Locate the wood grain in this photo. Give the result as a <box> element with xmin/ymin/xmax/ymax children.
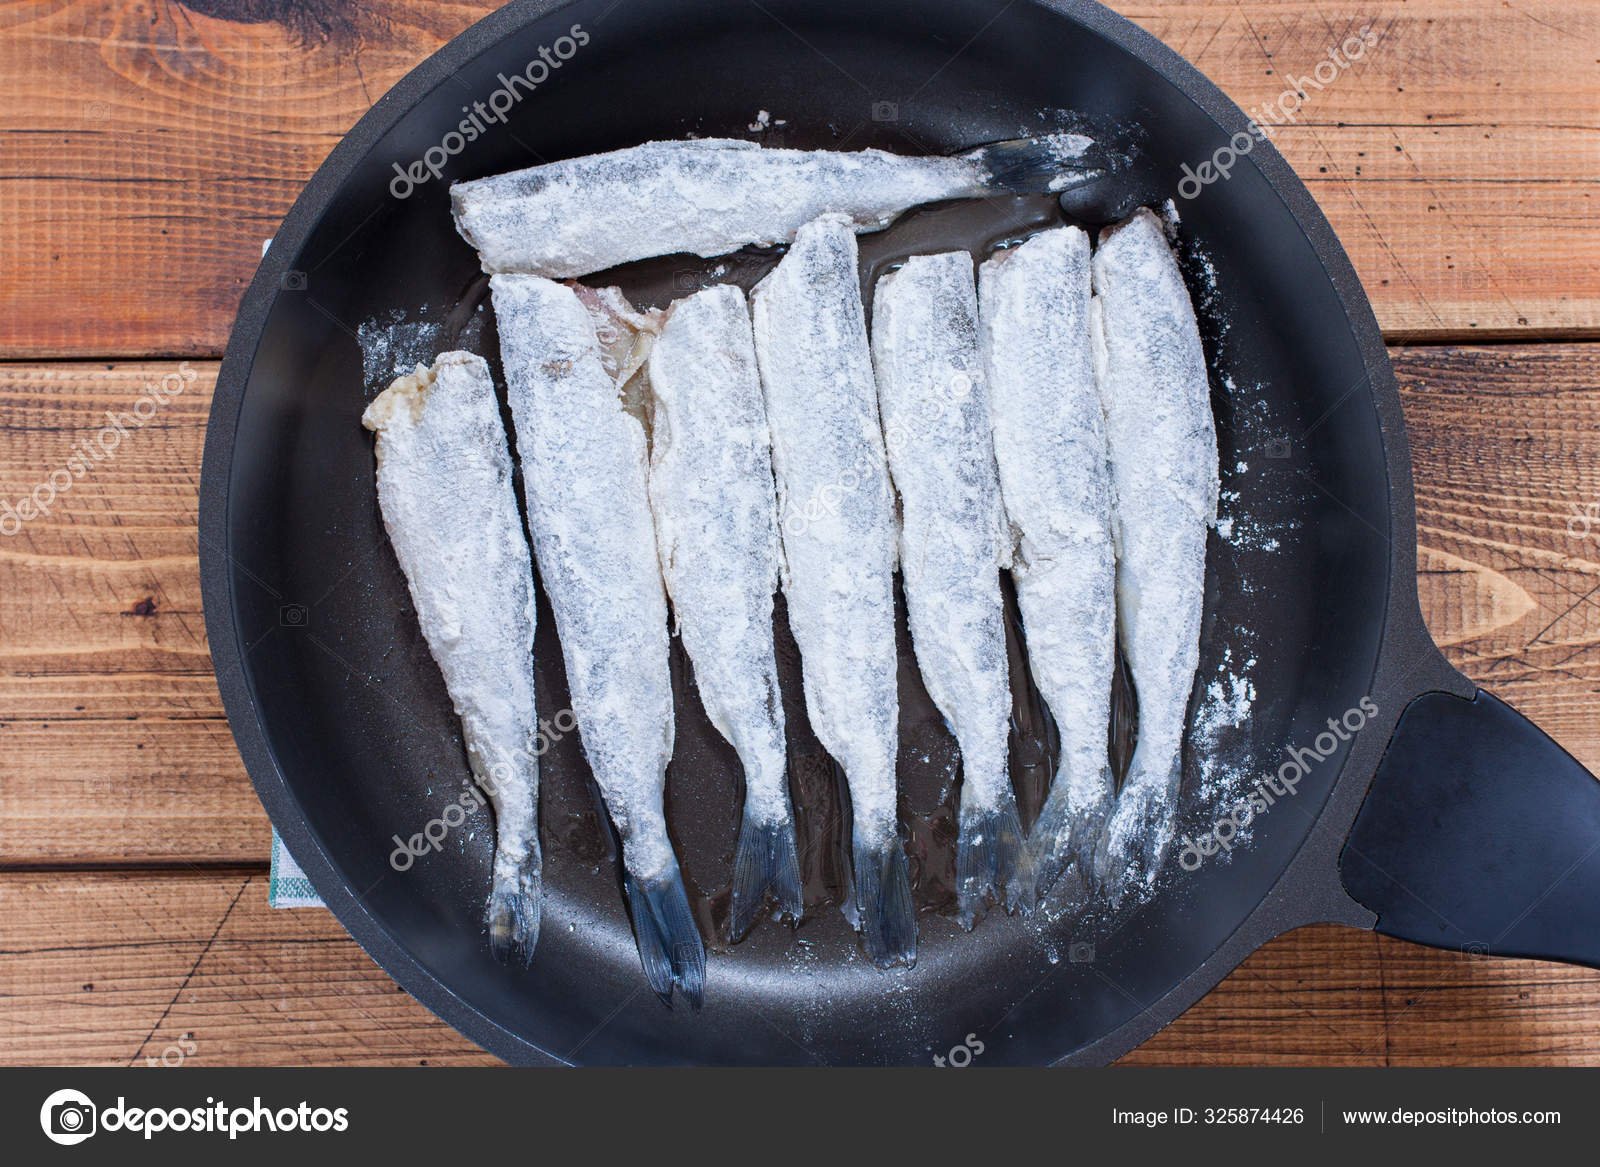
<box><xmin>1134</xmin><ymin>1</ymin><xmax>1600</xmax><ymax>340</ymax></box>
<box><xmin>0</xmin><ymin>361</ymin><xmax>263</xmax><ymax>864</ymax></box>
<box><xmin>1</xmin><ymin>0</ymin><xmax>1595</xmax><ymax>357</ymax></box>
<box><xmin>0</xmin><ymin>871</ymin><xmax>492</xmax><ymax>1066</ymax></box>
<box><xmin>0</xmin><ymin>0</ymin><xmax>484</xmax><ymax>359</ymax></box>
<box><xmin>3</xmin><ymin>870</ymin><xmax>1597</xmax><ymax>1065</ymax></box>
<box><xmin>1125</xmin><ymin>923</ymin><xmax>1600</xmax><ymax>1065</ymax></box>
<box><xmin>7</xmin><ymin>347</ymin><xmax>1600</xmax><ymax>862</ymax></box>
<box><xmin>1404</xmin><ymin>344</ymin><xmax>1600</xmax><ymax>762</ymax></box>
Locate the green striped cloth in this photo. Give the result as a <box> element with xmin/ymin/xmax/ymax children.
<box><xmin>269</xmin><ymin>830</ymin><xmax>325</xmax><ymax>909</ymax></box>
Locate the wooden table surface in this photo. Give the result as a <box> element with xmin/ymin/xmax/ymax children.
<box><xmin>3</xmin><ymin>0</ymin><xmax>1599</xmax><ymax>1067</ymax></box>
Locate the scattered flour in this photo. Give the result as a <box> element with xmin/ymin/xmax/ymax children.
<box><xmin>359</xmin><ymin>313</ymin><xmax>442</xmax><ymax>394</ymax></box>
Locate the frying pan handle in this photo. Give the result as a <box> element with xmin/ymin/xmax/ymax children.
<box><xmin>1339</xmin><ymin>688</ymin><xmax>1600</xmax><ymax>968</ymax></box>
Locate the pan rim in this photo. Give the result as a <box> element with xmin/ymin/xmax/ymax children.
<box><xmin>199</xmin><ymin>0</ymin><xmax>1424</xmax><ymax>1066</ymax></box>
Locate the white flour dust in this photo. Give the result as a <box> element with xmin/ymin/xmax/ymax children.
<box><xmin>359</xmin><ymin>306</ymin><xmax>489</xmax><ymax>397</ymax></box>
<box><xmin>360</xmin><ymin>313</ymin><xmax>443</xmax><ymax>393</ymax></box>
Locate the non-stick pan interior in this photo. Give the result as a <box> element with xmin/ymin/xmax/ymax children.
<box><xmin>216</xmin><ymin>0</ymin><xmax>1393</xmax><ymax>1064</ymax></box>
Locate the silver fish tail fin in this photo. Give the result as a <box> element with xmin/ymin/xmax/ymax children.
<box><xmin>853</xmin><ymin>837</ymin><xmax>917</xmax><ymax>969</ymax></box>
<box><xmin>955</xmin><ymin>792</ymin><xmax>1032</xmax><ymax>928</ymax></box>
<box><xmin>729</xmin><ymin>815</ymin><xmax>804</xmax><ymax>941</ymax></box>
<box><xmin>1029</xmin><ymin>764</ymin><xmax>1115</xmax><ymax>905</ymax></box>
<box><xmin>963</xmin><ymin>135</ymin><xmax>1104</xmax><ymax>194</ymax></box>
<box><xmin>1092</xmin><ymin>746</ymin><xmax>1182</xmax><ymax>906</ymax></box>
<box><xmin>623</xmin><ymin>862</ymin><xmax>707</xmax><ymax>1009</ymax></box>
<box><xmin>486</xmin><ymin>862</ymin><xmax>542</xmax><ymax>967</ymax></box>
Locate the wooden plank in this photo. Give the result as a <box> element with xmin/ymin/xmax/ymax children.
<box><xmin>1403</xmin><ymin>344</ymin><xmax>1600</xmax><ymax>763</ymax></box>
<box><xmin>3</xmin><ymin>870</ymin><xmax>1596</xmax><ymax>1065</ymax></box>
<box><xmin>1125</xmin><ymin>925</ymin><xmax>1600</xmax><ymax>1065</ymax></box>
<box><xmin>0</xmin><ymin>871</ymin><xmax>492</xmax><ymax>1066</ymax></box>
<box><xmin>1</xmin><ymin>1</ymin><xmax>1596</xmax><ymax>357</ymax></box>
<box><xmin>0</xmin><ymin>361</ymin><xmax>264</xmax><ymax>863</ymax></box>
<box><xmin>0</xmin><ymin>0</ymin><xmax>486</xmax><ymax>359</ymax></box>
<box><xmin>7</xmin><ymin>346</ymin><xmax>1600</xmax><ymax>862</ymax></box>
<box><xmin>1132</xmin><ymin>1</ymin><xmax>1600</xmax><ymax>340</ymax></box>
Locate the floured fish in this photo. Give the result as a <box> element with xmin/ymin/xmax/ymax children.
<box><xmin>453</xmin><ymin>134</ymin><xmax>1100</xmax><ymax>278</ymax></box>
<box><xmin>751</xmin><ymin>214</ymin><xmax>915</xmax><ymax>967</ymax></box>
<box><xmin>491</xmin><ymin>274</ymin><xmax>706</xmax><ymax>1006</ymax></box>
<box><xmin>361</xmin><ymin>351</ymin><xmax>543</xmax><ymax>963</ymax></box>
<box><xmin>979</xmin><ymin>226</ymin><xmax>1117</xmax><ymax>905</ymax></box>
<box><xmin>1089</xmin><ymin>208</ymin><xmax>1219</xmax><ymax>901</ymax></box>
<box><xmin>646</xmin><ymin>284</ymin><xmax>802</xmax><ymax>940</ymax></box>
<box><xmin>871</xmin><ymin>251</ymin><xmax>1028</xmax><ymax>926</ymax></box>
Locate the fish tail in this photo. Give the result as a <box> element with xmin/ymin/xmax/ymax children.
<box><xmin>1029</xmin><ymin>763</ymin><xmax>1115</xmax><ymax>903</ymax></box>
<box><xmin>729</xmin><ymin>813</ymin><xmax>804</xmax><ymax>941</ymax></box>
<box><xmin>964</xmin><ymin>134</ymin><xmax>1104</xmax><ymax>194</ymax></box>
<box><xmin>486</xmin><ymin>861</ymin><xmax>542</xmax><ymax>966</ymax></box>
<box><xmin>852</xmin><ymin>835</ymin><xmax>917</xmax><ymax>968</ymax></box>
<box><xmin>1094</xmin><ymin>748</ymin><xmax>1182</xmax><ymax>905</ymax></box>
<box><xmin>955</xmin><ymin>791</ymin><xmax>1033</xmax><ymax>928</ymax></box>
<box><xmin>623</xmin><ymin>861</ymin><xmax>707</xmax><ymax>1009</ymax></box>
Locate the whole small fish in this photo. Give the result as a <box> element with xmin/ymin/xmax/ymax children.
<box><xmin>871</xmin><ymin>251</ymin><xmax>1028</xmax><ymax>926</ymax></box>
<box><xmin>361</xmin><ymin>352</ymin><xmax>542</xmax><ymax>963</ymax></box>
<box><xmin>979</xmin><ymin>227</ymin><xmax>1117</xmax><ymax>905</ymax></box>
<box><xmin>646</xmin><ymin>284</ymin><xmax>802</xmax><ymax>940</ymax></box>
<box><xmin>491</xmin><ymin>274</ymin><xmax>706</xmax><ymax>1006</ymax></box>
<box><xmin>1089</xmin><ymin>209</ymin><xmax>1219</xmax><ymax>901</ymax></box>
<box><xmin>751</xmin><ymin>214</ymin><xmax>915</xmax><ymax>968</ymax></box>
<box><xmin>452</xmin><ymin>134</ymin><xmax>1099</xmax><ymax>278</ymax></box>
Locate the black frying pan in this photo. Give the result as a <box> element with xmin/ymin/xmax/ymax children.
<box><xmin>200</xmin><ymin>0</ymin><xmax>1600</xmax><ymax>1065</ymax></box>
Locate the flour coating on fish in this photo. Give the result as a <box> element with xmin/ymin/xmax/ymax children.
<box><xmin>361</xmin><ymin>352</ymin><xmax>543</xmax><ymax>964</ymax></box>
<box><xmin>1089</xmin><ymin>209</ymin><xmax>1219</xmax><ymax>901</ymax></box>
<box><xmin>980</xmin><ymin>226</ymin><xmax>1118</xmax><ymax>908</ymax></box>
<box><xmin>872</xmin><ymin>252</ymin><xmax>1029</xmax><ymax>925</ymax></box>
<box><xmin>452</xmin><ymin>134</ymin><xmax>1098</xmax><ymax>278</ymax></box>
<box><xmin>491</xmin><ymin>274</ymin><xmax>705</xmax><ymax>1005</ymax></box>
<box><xmin>646</xmin><ymin>283</ymin><xmax>803</xmax><ymax>939</ymax></box>
<box><xmin>752</xmin><ymin>214</ymin><xmax>914</xmax><ymax>967</ymax></box>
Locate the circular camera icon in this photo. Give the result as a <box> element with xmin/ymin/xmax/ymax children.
<box><xmin>40</xmin><ymin>1088</ymin><xmax>97</xmax><ymax>1146</ymax></box>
